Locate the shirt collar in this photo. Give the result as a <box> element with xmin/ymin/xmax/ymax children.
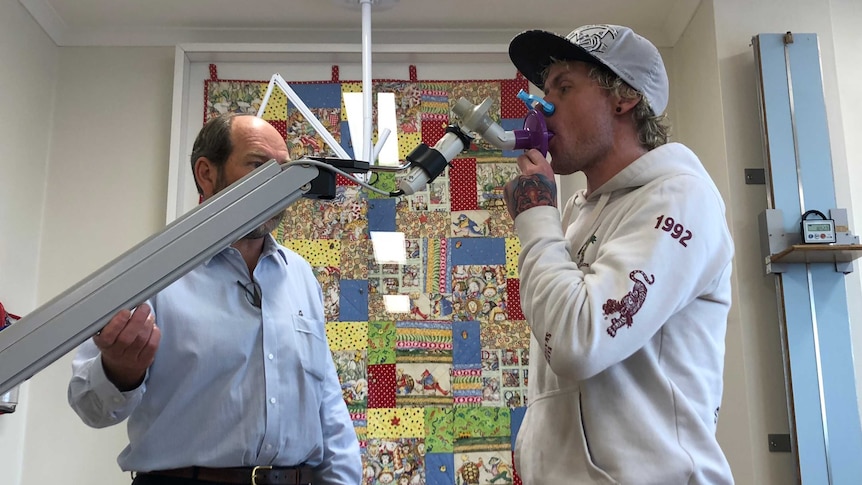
<box><xmin>202</xmin><ymin>233</ymin><xmax>287</xmax><ymax>266</ymax></box>
<box><xmin>263</xmin><ymin>233</ymin><xmax>290</xmax><ymax>265</ymax></box>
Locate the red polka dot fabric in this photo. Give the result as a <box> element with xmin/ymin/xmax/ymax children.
<box><xmin>501</xmin><ymin>79</ymin><xmax>529</xmax><ymax>119</ymax></box>
<box><xmin>421</xmin><ymin>119</ymin><xmax>448</xmax><ymax>147</ymax></box>
<box><xmin>208</xmin><ymin>64</ymin><xmax>218</xmax><ymax>80</ymax></box>
<box><xmin>506</xmin><ymin>278</ymin><xmax>525</xmax><ymax>321</ymax></box>
<box><xmin>267</xmin><ymin>120</ymin><xmax>287</xmax><ymax>139</ymax></box>
<box><xmin>367</xmin><ymin>363</ymin><xmax>396</xmax><ymax>408</ymax></box>
<box><xmin>336</xmin><ymin>174</ymin><xmax>358</xmax><ymax>187</ymax></box>
<box><xmin>449</xmin><ymin>158</ymin><xmax>478</xmax><ymax>211</ymax></box>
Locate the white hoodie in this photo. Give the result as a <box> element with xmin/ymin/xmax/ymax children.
<box><xmin>513</xmin><ymin>143</ymin><xmax>734</xmax><ymax>484</ymax></box>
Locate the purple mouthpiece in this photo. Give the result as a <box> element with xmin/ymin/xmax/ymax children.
<box><xmin>513</xmin><ymin>109</ymin><xmax>554</xmax><ymax>156</ymax></box>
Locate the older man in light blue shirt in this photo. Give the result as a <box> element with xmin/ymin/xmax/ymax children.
<box><xmin>68</xmin><ymin>113</ymin><xmax>361</xmax><ymax>485</ymax></box>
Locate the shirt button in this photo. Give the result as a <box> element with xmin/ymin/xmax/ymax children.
<box><xmin>268</xmin><ymin>353</ymin><xmax>274</xmax><ymax>360</ymax></box>
<box><xmin>270</xmin><ymin>397</ymin><xmax>277</xmax><ymax>404</ymax></box>
<box><xmin>266</xmin><ymin>444</ymin><xmax>273</xmax><ymax>450</ymax></box>
<box><xmin>113</xmin><ymin>397</ymin><xmax>122</xmax><ymax>403</ymax></box>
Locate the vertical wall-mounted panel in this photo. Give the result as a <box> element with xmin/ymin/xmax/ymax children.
<box><xmin>754</xmin><ymin>33</ymin><xmax>862</xmax><ymax>484</ymax></box>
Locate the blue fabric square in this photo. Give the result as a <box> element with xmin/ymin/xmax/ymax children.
<box><xmin>339</xmin><ymin>279</ymin><xmax>368</xmax><ymax>321</ymax></box>
<box><xmin>510</xmin><ymin>406</ymin><xmax>526</xmax><ymax>448</ymax></box>
<box><xmin>368</xmin><ymin>198</ymin><xmax>397</xmax><ymax>232</ymax></box>
<box><xmin>438</xmin><ymin>297</ymin><xmax>453</xmax><ymax>317</ymax></box>
<box><xmin>339</xmin><ymin>120</ymin><xmax>355</xmax><ymax>159</ymax></box>
<box><xmin>452</xmin><ymin>320</ymin><xmax>481</xmax><ymax>367</ymax></box>
<box><xmin>450</xmin><ymin>238</ymin><xmax>506</xmax><ymax>265</ymax></box>
<box><xmin>501</xmin><ymin>118</ymin><xmax>526</xmax><ymax>158</ymax></box>
<box><xmin>424</xmin><ymin>453</ymin><xmax>455</xmax><ymax>485</ymax></box>
<box><xmin>287</xmin><ymin>82</ymin><xmax>341</xmax><ymax>109</ymax></box>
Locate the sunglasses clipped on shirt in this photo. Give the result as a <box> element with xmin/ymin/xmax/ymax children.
<box><xmin>237</xmin><ymin>280</ymin><xmax>262</xmax><ymax>309</ymax></box>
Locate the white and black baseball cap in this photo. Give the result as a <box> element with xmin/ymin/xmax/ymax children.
<box><xmin>509</xmin><ymin>24</ymin><xmax>669</xmax><ymax>115</ymax></box>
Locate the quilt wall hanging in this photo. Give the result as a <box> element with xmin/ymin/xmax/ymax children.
<box><xmin>205</xmin><ymin>64</ymin><xmax>531</xmax><ymax>485</ymax></box>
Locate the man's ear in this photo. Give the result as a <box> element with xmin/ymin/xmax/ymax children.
<box><xmin>194</xmin><ymin>157</ymin><xmax>217</xmax><ymax>199</ymax></box>
<box><xmin>614</xmin><ymin>96</ymin><xmax>640</xmax><ymax>115</ymax></box>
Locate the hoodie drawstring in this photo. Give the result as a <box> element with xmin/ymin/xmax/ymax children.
<box><xmin>566</xmin><ymin>191</ymin><xmax>611</xmax><ymax>267</ymax></box>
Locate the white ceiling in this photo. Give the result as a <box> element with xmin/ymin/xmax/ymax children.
<box><xmin>21</xmin><ymin>0</ymin><xmax>701</xmax><ymax>47</ymax></box>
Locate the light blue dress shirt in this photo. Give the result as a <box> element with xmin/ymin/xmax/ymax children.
<box><xmin>69</xmin><ymin>235</ymin><xmax>361</xmax><ymax>484</ymax></box>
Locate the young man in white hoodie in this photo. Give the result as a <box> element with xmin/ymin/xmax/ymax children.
<box><xmin>504</xmin><ymin>25</ymin><xmax>735</xmax><ymax>484</ymax></box>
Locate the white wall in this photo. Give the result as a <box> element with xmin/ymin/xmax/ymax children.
<box><xmin>0</xmin><ymin>0</ymin><xmax>57</xmax><ymax>484</ymax></box>
<box><xmin>672</xmin><ymin>3</ymin><xmax>777</xmax><ymax>484</ymax></box>
<box><xmin>830</xmin><ymin>0</ymin><xmax>862</xmax><ymax>420</ymax></box>
<box><xmin>18</xmin><ymin>46</ymin><xmax>175</xmax><ymax>484</ymax></box>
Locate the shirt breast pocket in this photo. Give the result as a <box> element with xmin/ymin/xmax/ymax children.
<box><xmin>292</xmin><ymin>314</ymin><xmax>329</xmax><ymax>382</ymax></box>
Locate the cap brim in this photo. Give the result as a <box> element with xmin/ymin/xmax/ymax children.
<box><xmin>509</xmin><ymin>30</ymin><xmax>599</xmax><ymax>90</ymax></box>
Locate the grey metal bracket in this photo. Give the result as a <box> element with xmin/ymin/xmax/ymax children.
<box><xmin>759</xmin><ymin>209</ymin><xmax>793</xmax><ymax>274</ymax></box>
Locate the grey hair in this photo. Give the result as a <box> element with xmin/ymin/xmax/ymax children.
<box><xmin>542</xmin><ymin>59</ymin><xmax>671</xmax><ymax>150</ymax></box>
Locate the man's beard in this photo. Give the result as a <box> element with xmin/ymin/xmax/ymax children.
<box><xmin>242</xmin><ymin>211</ymin><xmax>285</xmax><ymax>240</ymax></box>
<box><xmin>214</xmin><ymin>169</ymin><xmax>284</xmax><ymax>240</ymax></box>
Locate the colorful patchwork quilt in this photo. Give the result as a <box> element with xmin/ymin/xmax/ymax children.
<box><xmin>205</xmin><ymin>64</ymin><xmax>531</xmax><ymax>485</ymax></box>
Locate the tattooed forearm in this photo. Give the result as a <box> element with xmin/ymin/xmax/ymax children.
<box><xmin>504</xmin><ymin>173</ymin><xmax>558</xmax><ymax>219</ymax></box>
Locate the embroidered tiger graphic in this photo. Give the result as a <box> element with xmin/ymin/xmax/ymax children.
<box><xmin>603</xmin><ymin>270</ymin><xmax>655</xmax><ymax>337</ymax></box>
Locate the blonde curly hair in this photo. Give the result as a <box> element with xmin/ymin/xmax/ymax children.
<box><xmin>542</xmin><ymin>59</ymin><xmax>671</xmax><ymax>150</ymax></box>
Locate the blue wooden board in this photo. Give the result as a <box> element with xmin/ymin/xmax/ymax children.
<box><xmin>756</xmin><ymin>32</ymin><xmax>862</xmax><ymax>484</ymax></box>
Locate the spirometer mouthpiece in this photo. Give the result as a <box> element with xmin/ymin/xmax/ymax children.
<box><xmin>512</xmin><ymin>108</ymin><xmax>553</xmax><ymax>157</ymax></box>
<box><xmin>452</xmin><ymin>96</ymin><xmax>554</xmax><ymax>157</ymax></box>
<box><xmin>512</xmin><ymin>90</ymin><xmax>555</xmax><ymax>156</ymax></box>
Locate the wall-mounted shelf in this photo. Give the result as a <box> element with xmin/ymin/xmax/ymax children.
<box><xmin>760</xmin><ymin>209</ymin><xmax>862</xmax><ymax>274</ymax></box>
<box><xmin>768</xmin><ymin>244</ymin><xmax>862</xmax><ymax>265</ymax></box>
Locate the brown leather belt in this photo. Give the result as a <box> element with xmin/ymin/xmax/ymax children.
<box><xmin>138</xmin><ymin>465</ymin><xmax>313</xmax><ymax>485</ymax></box>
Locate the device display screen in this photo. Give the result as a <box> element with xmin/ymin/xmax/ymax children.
<box><xmin>806</xmin><ymin>223</ymin><xmax>833</xmax><ymax>231</ymax></box>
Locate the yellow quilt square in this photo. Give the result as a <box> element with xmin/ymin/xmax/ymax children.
<box><xmin>283</xmin><ymin>239</ymin><xmax>341</xmax><ymax>267</ymax></box>
<box><xmin>367</xmin><ymin>408</ymin><xmax>425</xmax><ymax>439</ymax></box>
<box><xmin>506</xmin><ymin>237</ymin><xmax>520</xmax><ymax>278</ymax></box>
<box><xmin>326</xmin><ymin>321</ymin><xmax>369</xmax><ymax>351</ymax></box>
<box><xmin>260</xmin><ymin>86</ymin><xmax>289</xmax><ymax>121</ymax></box>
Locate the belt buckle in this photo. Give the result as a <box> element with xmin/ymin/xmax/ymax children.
<box><xmin>251</xmin><ymin>465</ymin><xmax>272</xmax><ymax>485</ymax></box>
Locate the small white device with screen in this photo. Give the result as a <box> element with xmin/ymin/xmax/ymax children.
<box><xmin>801</xmin><ymin>210</ymin><xmax>836</xmax><ymax>244</ymax></box>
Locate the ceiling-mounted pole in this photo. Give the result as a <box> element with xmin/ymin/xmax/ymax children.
<box><xmin>334</xmin><ymin>0</ymin><xmax>398</xmax><ymax>163</ymax></box>
<box><xmin>361</xmin><ymin>0</ymin><xmax>373</xmax><ymax>163</ymax></box>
